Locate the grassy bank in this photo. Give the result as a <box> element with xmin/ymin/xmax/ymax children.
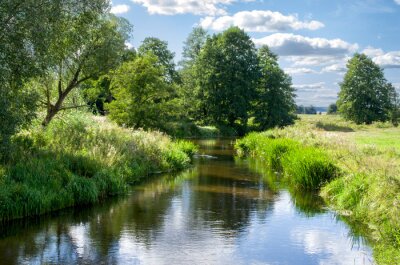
<box><xmin>0</xmin><ymin>113</ymin><xmax>197</xmax><ymax>222</ymax></box>
<box><xmin>235</xmin><ymin>115</ymin><xmax>400</xmax><ymax>265</ymax></box>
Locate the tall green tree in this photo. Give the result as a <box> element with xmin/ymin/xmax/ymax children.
<box><xmin>138</xmin><ymin>37</ymin><xmax>178</xmax><ymax>83</ymax></box>
<box><xmin>106</xmin><ymin>54</ymin><xmax>176</xmax><ymax>129</ymax></box>
<box><xmin>254</xmin><ymin>46</ymin><xmax>296</xmax><ymax>130</ymax></box>
<box><xmin>179</xmin><ymin>27</ymin><xmax>208</xmax><ymax>120</ymax></box>
<box><xmin>195</xmin><ymin>27</ymin><xmax>259</xmax><ymax>133</ymax></box>
<box><xmin>337</xmin><ymin>53</ymin><xmax>396</xmax><ymax>124</ymax></box>
<box><xmin>327</xmin><ymin>103</ymin><xmax>338</xmax><ymax>114</ymax></box>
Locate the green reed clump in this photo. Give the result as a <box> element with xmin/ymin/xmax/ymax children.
<box><xmin>282</xmin><ymin>147</ymin><xmax>338</xmax><ymax>190</ymax></box>
<box><xmin>0</xmin><ymin>112</ymin><xmax>196</xmax><ymax>222</ymax></box>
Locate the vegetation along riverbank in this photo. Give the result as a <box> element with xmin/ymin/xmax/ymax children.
<box><xmin>0</xmin><ymin>113</ymin><xmax>196</xmax><ymax>222</ymax></box>
<box><xmin>235</xmin><ymin>115</ymin><xmax>400</xmax><ymax>265</ymax></box>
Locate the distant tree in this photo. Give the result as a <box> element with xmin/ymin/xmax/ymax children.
<box><xmin>107</xmin><ymin>54</ymin><xmax>177</xmax><ymax>129</ymax></box>
<box><xmin>337</xmin><ymin>53</ymin><xmax>395</xmax><ymax>124</ymax></box>
<box><xmin>138</xmin><ymin>37</ymin><xmax>178</xmax><ymax>83</ymax></box>
<box><xmin>195</xmin><ymin>27</ymin><xmax>260</xmax><ymax>133</ymax></box>
<box><xmin>253</xmin><ymin>46</ymin><xmax>296</xmax><ymax>130</ymax></box>
<box><xmin>327</xmin><ymin>103</ymin><xmax>338</xmax><ymax>114</ymax></box>
<box><xmin>296</xmin><ymin>105</ymin><xmax>317</xmax><ymax>114</ymax></box>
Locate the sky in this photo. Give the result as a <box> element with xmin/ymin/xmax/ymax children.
<box><xmin>110</xmin><ymin>0</ymin><xmax>400</xmax><ymax>107</ymax></box>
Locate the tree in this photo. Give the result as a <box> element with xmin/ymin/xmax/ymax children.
<box><xmin>179</xmin><ymin>27</ymin><xmax>208</xmax><ymax>120</ymax></box>
<box><xmin>195</xmin><ymin>27</ymin><xmax>259</xmax><ymax>133</ymax></box>
<box><xmin>0</xmin><ymin>0</ymin><xmax>53</xmax><ymax>158</ymax></box>
<box><xmin>106</xmin><ymin>54</ymin><xmax>177</xmax><ymax>129</ymax></box>
<box><xmin>253</xmin><ymin>46</ymin><xmax>296</xmax><ymax>130</ymax></box>
<box><xmin>327</xmin><ymin>103</ymin><xmax>338</xmax><ymax>114</ymax></box>
<box><xmin>38</xmin><ymin>8</ymin><xmax>131</xmax><ymax>126</ymax></box>
<box><xmin>138</xmin><ymin>37</ymin><xmax>178</xmax><ymax>83</ymax></box>
<box><xmin>180</xmin><ymin>27</ymin><xmax>208</xmax><ymax>68</ymax></box>
<box><xmin>337</xmin><ymin>53</ymin><xmax>396</xmax><ymax>124</ymax></box>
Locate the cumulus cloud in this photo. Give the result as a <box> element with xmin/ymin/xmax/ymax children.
<box><xmin>253</xmin><ymin>33</ymin><xmax>358</xmax><ymax>56</ymax></box>
<box><xmin>284</xmin><ymin>67</ymin><xmax>318</xmax><ymax>75</ymax></box>
<box><xmin>362</xmin><ymin>47</ymin><xmax>400</xmax><ymax>68</ymax></box>
<box><xmin>321</xmin><ymin>63</ymin><xmax>347</xmax><ymax>73</ymax></box>
<box><xmin>111</xmin><ymin>4</ymin><xmax>130</xmax><ymax>14</ymax></box>
<box><xmin>131</xmin><ymin>0</ymin><xmax>237</xmax><ymax>16</ymax></box>
<box><xmin>200</xmin><ymin>10</ymin><xmax>324</xmax><ymax>32</ymax></box>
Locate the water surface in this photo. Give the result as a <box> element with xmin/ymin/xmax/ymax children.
<box><xmin>0</xmin><ymin>139</ymin><xmax>373</xmax><ymax>265</ymax></box>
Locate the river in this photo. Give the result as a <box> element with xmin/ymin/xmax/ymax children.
<box><xmin>0</xmin><ymin>139</ymin><xmax>373</xmax><ymax>265</ymax></box>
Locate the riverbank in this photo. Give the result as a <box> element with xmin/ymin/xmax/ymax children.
<box><xmin>0</xmin><ymin>113</ymin><xmax>196</xmax><ymax>222</ymax></box>
<box><xmin>235</xmin><ymin>115</ymin><xmax>400</xmax><ymax>265</ymax></box>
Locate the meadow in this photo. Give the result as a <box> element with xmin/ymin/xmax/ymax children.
<box><xmin>235</xmin><ymin>114</ymin><xmax>400</xmax><ymax>265</ymax></box>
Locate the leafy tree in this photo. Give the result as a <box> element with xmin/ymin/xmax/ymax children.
<box><xmin>37</xmin><ymin>7</ymin><xmax>131</xmax><ymax>126</ymax></box>
<box><xmin>0</xmin><ymin>0</ymin><xmax>66</xmax><ymax>159</ymax></box>
<box><xmin>106</xmin><ymin>54</ymin><xmax>177</xmax><ymax>129</ymax></box>
<box><xmin>253</xmin><ymin>46</ymin><xmax>296</xmax><ymax>130</ymax></box>
<box><xmin>138</xmin><ymin>37</ymin><xmax>178</xmax><ymax>83</ymax></box>
<box><xmin>296</xmin><ymin>105</ymin><xmax>317</xmax><ymax>114</ymax></box>
<box><xmin>338</xmin><ymin>53</ymin><xmax>396</xmax><ymax>124</ymax></box>
<box><xmin>179</xmin><ymin>27</ymin><xmax>208</xmax><ymax>120</ymax></box>
<box><xmin>327</xmin><ymin>103</ymin><xmax>338</xmax><ymax>114</ymax></box>
<box><xmin>180</xmin><ymin>27</ymin><xmax>208</xmax><ymax>68</ymax></box>
<box><xmin>195</xmin><ymin>27</ymin><xmax>259</xmax><ymax>133</ymax></box>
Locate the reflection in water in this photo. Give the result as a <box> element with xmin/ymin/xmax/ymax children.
<box><xmin>0</xmin><ymin>139</ymin><xmax>373</xmax><ymax>265</ymax></box>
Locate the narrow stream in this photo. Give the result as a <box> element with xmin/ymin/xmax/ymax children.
<box><xmin>0</xmin><ymin>139</ymin><xmax>373</xmax><ymax>265</ymax></box>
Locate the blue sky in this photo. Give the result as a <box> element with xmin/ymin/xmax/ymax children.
<box><xmin>110</xmin><ymin>0</ymin><xmax>400</xmax><ymax>107</ymax></box>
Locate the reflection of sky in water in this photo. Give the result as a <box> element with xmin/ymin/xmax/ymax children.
<box><xmin>0</xmin><ymin>140</ymin><xmax>374</xmax><ymax>265</ymax></box>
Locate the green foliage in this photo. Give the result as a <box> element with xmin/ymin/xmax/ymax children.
<box><xmin>138</xmin><ymin>37</ymin><xmax>178</xmax><ymax>83</ymax></box>
<box><xmin>195</xmin><ymin>27</ymin><xmax>260</xmax><ymax>133</ymax></box>
<box><xmin>338</xmin><ymin>53</ymin><xmax>396</xmax><ymax>124</ymax></box>
<box><xmin>254</xmin><ymin>46</ymin><xmax>296</xmax><ymax>130</ymax></box>
<box><xmin>0</xmin><ymin>113</ymin><xmax>195</xmax><ymax>221</ymax></box>
<box><xmin>107</xmin><ymin>54</ymin><xmax>178</xmax><ymax>129</ymax></box>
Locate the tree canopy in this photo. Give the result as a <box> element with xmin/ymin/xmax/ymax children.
<box><xmin>338</xmin><ymin>53</ymin><xmax>396</xmax><ymax>124</ymax></box>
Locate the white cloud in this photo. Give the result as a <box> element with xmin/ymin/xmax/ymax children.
<box><xmin>111</xmin><ymin>4</ymin><xmax>130</xmax><ymax>14</ymax></box>
<box><xmin>394</xmin><ymin>0</ymin><xmax>400</xmax><ymax>5</ymax></box>
<box><xmin>284</xmin><ymin>67</ymin><xmax>318</xmax><ymax>75</ymax></box>
<box><xmin>200</xmin><ymin>10</ymin><xmax>324</xmax><ymax>32</ymax></box>
<box><xmin>253</xmin><ymin>33</ymin><xmax>358</xmax><ymax>56</ymax></box>
<box><xmin>125</xmin><ymin>42</ymin><xmax>134</xmax><ymax>49</ymax></box>
<box><xmin>321</xmin><ymin>63</ymin><xmax>347</xmax><ymax>73</ymax></box>
<box><xmin>131</xmin><ymin>0</ymin><xmax>237</xmax><ymax>16</ymax></box>
<box><xmin>362</xmin><ymin>47</ymin><xmax>400</xmax><ymax>68</ymax></box>
<box><xmin>294</xmin><ymin>82</ymin><xmax>326</xmax><ymax>91</ymax></box>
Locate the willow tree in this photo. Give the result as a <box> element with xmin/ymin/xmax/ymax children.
<box><xmin>38</xmin><ymin>1</ymin><xmax>131</xmax><ymax>126</ymax></box>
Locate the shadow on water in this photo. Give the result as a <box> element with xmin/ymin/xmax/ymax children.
<box><xmin>0</xmin><ymin>138</ymin><xmax>373</xmax><ymax>265</ymax></box>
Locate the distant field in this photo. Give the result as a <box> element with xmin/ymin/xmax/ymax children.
<box><xmin>297</xmin><ymin>114</ymin><xmax>400</xmax><ymax>151</ymax></box>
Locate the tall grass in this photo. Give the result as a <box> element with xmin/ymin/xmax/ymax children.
<box><xmin>0</xmin><ymin>113</ymin><xmax>197</xmax><ymax>222</ymax></box>
<box><xmin>236</xmin><ymin>134</ymin><xmax>337</xmax><ymax>190</ymax></box>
